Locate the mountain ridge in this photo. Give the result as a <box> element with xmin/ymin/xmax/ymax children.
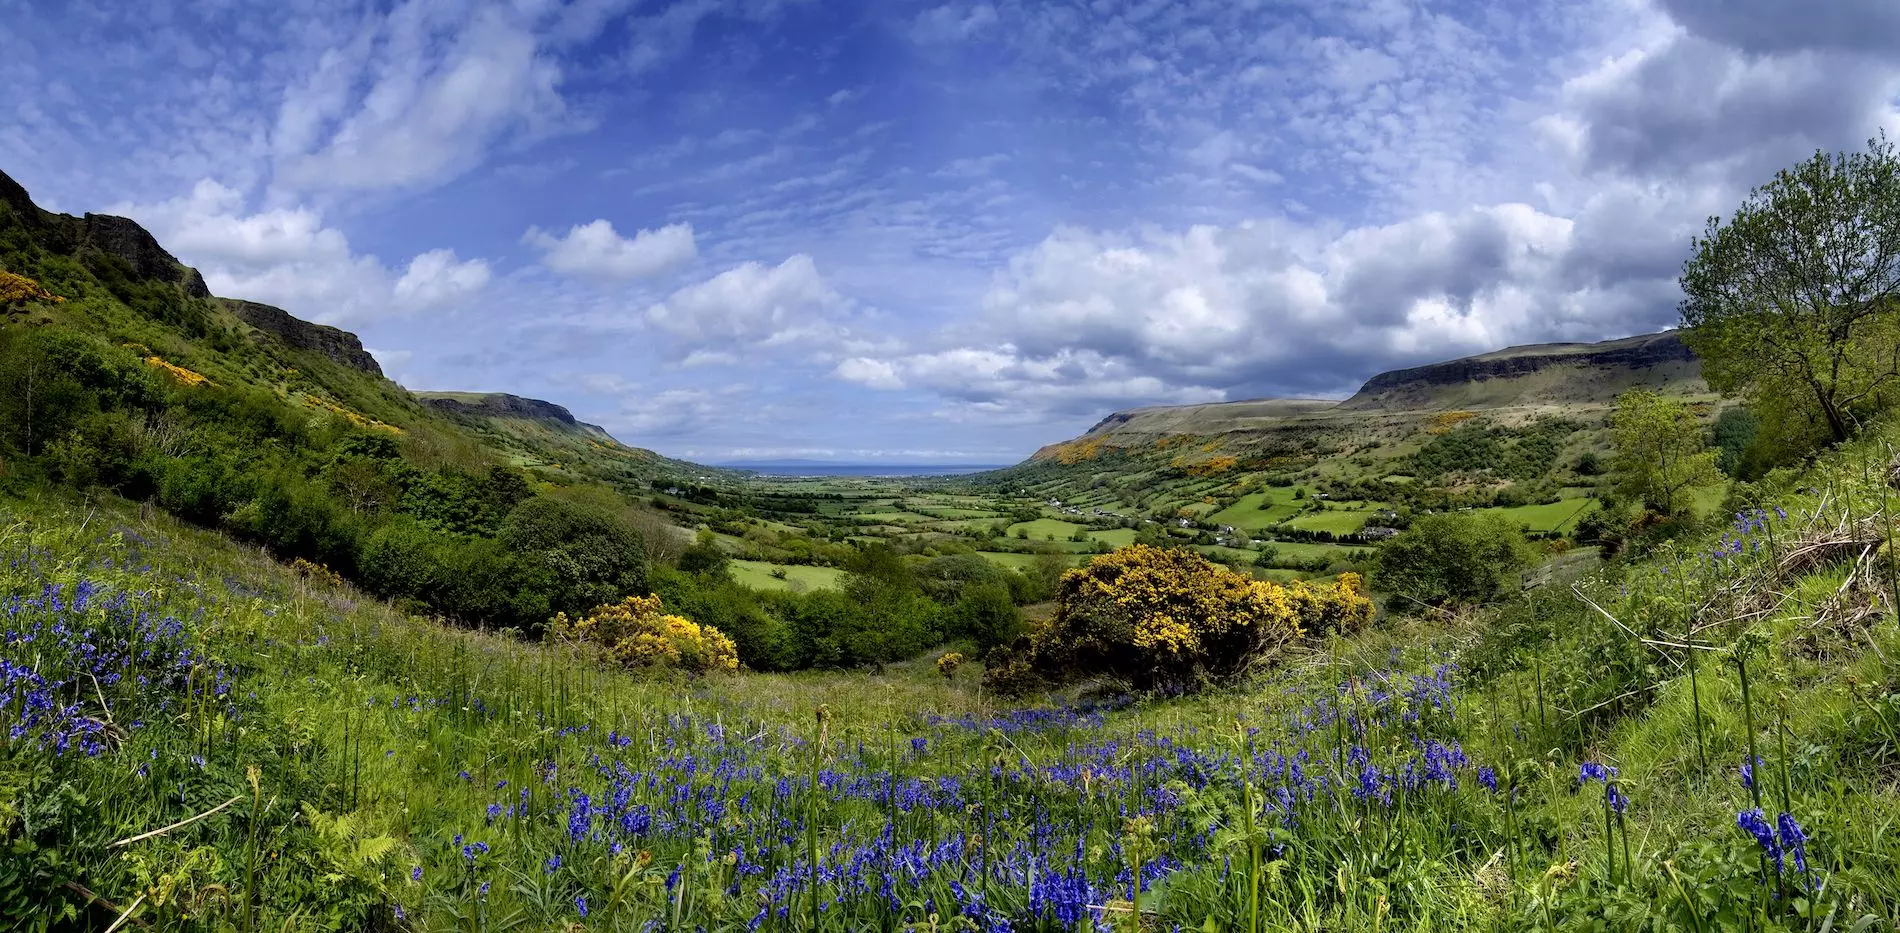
<box><xmin>1033</xmin><ymin>329</ymin><xmax>1703</xmax><ymax>461</ymax></box>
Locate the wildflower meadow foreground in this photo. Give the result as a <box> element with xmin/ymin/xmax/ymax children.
<box><xmin>5</xmin><ymin>457</ymin><xmax>1900</xmax><ymax>931</ymax></box>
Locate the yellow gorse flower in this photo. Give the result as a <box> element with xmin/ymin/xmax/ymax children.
<box><xmin>549</xmin><ymin>593</ymin><xmax>739</xmax><ymax>675</ymax></box>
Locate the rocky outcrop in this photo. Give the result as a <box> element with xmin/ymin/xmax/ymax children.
<box><xmin>0</xmin><ymin>169</ymin><xmax>39</xmax><ymax>225</ymax></box>
<box><xmin>417</xmin><ymin>393</ymin><xmax>610</xmax><ymax>434</ymax></box>
<box><xmin>81</xmin><ymin>213</ymin><xmax>211</xmax><ymax>297</ymax></box>
<box><xmin>1339</xmin><ymin>331</ymin><xmax>1697</xmax><ymax>409</ymax></box>
<box><xmin>226</xmin><ymin>299</ymin><xmax>384</xmax><ymax>377</ymax></box>
<box><xmin>0</xmin><ymin>168</ymin><xmax>210</xmax><ymax>297</ymax></box>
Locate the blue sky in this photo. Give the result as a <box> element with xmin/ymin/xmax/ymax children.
<box><xmin>6</xmin><ymin>0</ymin><xmax>1899</xmax><ymax>463</ymax></box>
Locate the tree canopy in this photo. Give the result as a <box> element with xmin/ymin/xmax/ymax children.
<box><xmin>1680</xmin><ymin>134</ymin><xmax>1900</xmax><ymax>447</ymax></box>
<box><xmin>1609</xmin><ymin>389</ymin><xmax>1722</xmax><ymax>515</ymax></box>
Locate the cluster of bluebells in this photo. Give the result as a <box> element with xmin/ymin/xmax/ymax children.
<box><xmin>3</xmin><ymin>578</ymin><xmax>231</xmax><ymax>759</ymax></box>
<box><xmin>1736</xmin><ymin>808</ymin><xmax>1813</xmax><ymax>886</ymax></box>
<box><xmin>414</xmin><ymin>660</ymin><xmax>1511</xmax><ymax>929</ymax></box>
<box><xmin>1708</xmin><ymin>507</ymin><xmax>1786</xmax><ymax>564</ymax></box>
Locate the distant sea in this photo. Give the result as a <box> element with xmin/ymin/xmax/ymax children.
<box><xmin>721</xmin><ymin>462</ymin><xmax>1010</xmax><ymax>477</ymax></box>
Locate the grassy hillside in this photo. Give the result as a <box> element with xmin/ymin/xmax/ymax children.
<box><xmin>0</xmin><ymin>166</ymin><xmax>748</xmax><ymax>633</ymax></box>
<box><xmin>5</xmin><ymin>414</ymin><xmax>1900</xmax><ymax>928</ymax></box>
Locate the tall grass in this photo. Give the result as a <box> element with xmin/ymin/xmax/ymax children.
<box><xmin>3</xmin><ymin>447</ymin><xmax>1900</xmax><ymax>930</ymax></box>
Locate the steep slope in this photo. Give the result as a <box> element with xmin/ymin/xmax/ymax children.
<box><xmin>0</xmin><ymin>166</ymin><xmax>705</xmax><ymax>486</ymax></box>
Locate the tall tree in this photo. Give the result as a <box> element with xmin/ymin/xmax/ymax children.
<box><xmin>1610</xmin><ymin>389</ymin><xmax>1721</xmax><ymax>516</ymax></box>
<box><xmin>1679</xmin><ymin>134</ymin><xmax>1900</xmax><ymax>444</ymax></box>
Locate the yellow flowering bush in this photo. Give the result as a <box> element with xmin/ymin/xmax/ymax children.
<box><xmin>0</xmin><ymin>270</ymin><xmax>63</xmax><ymax>306</ymax></box>
<box><xmin>143</xmin><ymin>355</ymin><xmax>213</xmax><ymax>387</ymax></box>
<box><xmin>549</xmin><ymin>594</ymin><xmax>739</xmax><ymax>675</ymax></box>
<box><xmin>985</xmin><ymin>545</ymin><xmax>1373</xmax><ymax>694</ymax></box>
<box><xmin>936</xmin><ymin>652</ymin><xmax>965</xmax><ymax>679</ymax></box>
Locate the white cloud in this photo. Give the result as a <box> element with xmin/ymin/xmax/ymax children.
<box><xmin>645</xmin><ymin>254</ymin><xmax>844</xmax><ymax>346</ymax></box>
<box><xmin>118</xmin><ymin>179</ymin><xmax>486</xmax><ymax>323</ymax></box>
<box><xmin>273</xmin><ymin>5</ymin><xmax>574</xmax><ymax>193</ymax></box>
<box><xmin>911</xmin><ymin>3</ymin><xmax>998</xmax><ymax>43</ymax></box>
<box><xmin>524</xmin><ymin>219</ymin><xmax>698</xmax><ymax>278</ymax></box>
<box><xmin>395</xmin><ymin>249</ymin><xmax>491</xmax><ymax>306</ymax></box>
<box><xmin>833</xmin><ymin>357</ymin><xmax>904</xmax><ymax>389</ymax></box>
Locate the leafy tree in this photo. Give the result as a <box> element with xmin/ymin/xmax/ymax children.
<box><xmin>1372</xmin><ymin>512</ymin><xmax>1532</xmax><ymax>606</ymax></box>
<box><xmin>1710</xmin><ymin>406</ymin><xmax>1761</xmax><ymax>477</ymax></box>
<box><xmin>499</xmin><ymin>492</ymin><xmax>647</xmax><ymax>620</ymax></box>
<box><xmin>1680</xmin><ymin>134</ymin><xmax>1900</xmax><ymax>446</ymax></box>
<box><xmin>948</xmin><ymin>582</ymin><xmax>1021</xmax><ymax>650</ymax></box>
<box><xmin>678</xmin><ymin>528</ymin><xmax>731</xmax><ymax>578</ymax></box>
<box><xmin>1609</xmin><ymin>389</ymin><xmax>1721</xmax><ymax>515</ymax></box>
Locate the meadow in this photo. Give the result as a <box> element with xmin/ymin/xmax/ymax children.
<box><xmin>8</xmin><ymin>418</ymin><xmax>1900</xmax><ymax>932</ymax></box>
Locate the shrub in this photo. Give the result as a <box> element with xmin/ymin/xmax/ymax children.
<box><xmin>548</xmin><ymin>594</ymin><xmax>739</xmax><ymax>674</ymax></box>
<box><xmin>984</xmin><ymin>544</ymin><xmax>1373</xmax><ymax>695</ymax></box>
<box><xmin>937</xmin><ymin>652</ymin><xmax>964</xmax><ymax>679</ymax></box>
<box><xmin>1372</xmin><ymin>512</ymin><xmax>1532</xmax><ymax>606</ymax></box>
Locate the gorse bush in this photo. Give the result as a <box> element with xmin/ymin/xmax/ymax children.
<box><xmin>986</xmin><ymin>544</ymin><xmax>1373</xmax><ymax>694</ymax></box>
<box><xmin>549</xmin><ymin>593</ymin><xmax>739</xmax><ymax>674</ymax></box>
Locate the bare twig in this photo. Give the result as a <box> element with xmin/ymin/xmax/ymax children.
<box><xmin>109</xmin><ymin>795</ymin><xmax>243</xmax><ymax>848</ymax></box>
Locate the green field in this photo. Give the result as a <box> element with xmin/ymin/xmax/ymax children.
<box><xmin>1260</xmin><ymin>540</ymin><xmax>1370</xmax><ymax>561</ymax></box>
<box><xmin>1284</xmin><ymin>509</ymin><xmax>1378</xmax><ymax>535</ymax></box>
<box><xmin>1006</xmin><ymin>518</ymin><xmax>1086</xmax><ymax>540</ymax></box>
<box><xmin>974</xmin><ymin>550</ymin><xmax>1088</xmax><ymax>571</ymax></box>
<box><xmin>1475</xmin><ymin>498</ymin><xmax>1599</xmax><ymax>533</ymax></box>
<box><xmin>729</xmin><ymin>559</ymin><xmax>848</xmax><ymax>591</ymax></box>
<box><xmin>1207</xmin><ymin>489</ymin><xmax>1303</xmax><ymax>530</ymax></box>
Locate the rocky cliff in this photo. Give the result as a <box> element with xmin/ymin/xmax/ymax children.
<box><xmin>1338</xmin><ymin>331</ymin><xmax>1697</xmax><ymax>409</ymax></box>
<box><xmin>0</xmin><ymin>169</ymin><xmax>209</xmax><ymax>297</ymax></box>
<box><xmin>1030</xmin><ymin>330</ymin><xmax>1706</xmax><ymax>460</ymax></box>
<box><xmin>416</xmin><ymin>393</ymin><xmax>611</xmax><ymax>434</ymax></box>
<box><xmin>225</xmin><ymin>299</ymin><xmax>385</xmax><ymax>377</ymax></box>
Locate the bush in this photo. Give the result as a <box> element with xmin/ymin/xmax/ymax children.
<box><xmin>548</xmin><ymin>594</ymin><xmax>738</xmax><ymax>674</ymax></box>
<box><xmin>499</xmin><ymin>493</ymin><xmax>647</xmax><ymax>618</ymax></box>
<box><xmin>1371</xmin><ymin>512</ymin><xmax>1532</xmax><ymax>606</ymax></box>
<box><xmin>984</xmin><ymin>544</ymin><xmax>1373</xmax><ymax>695</ymax></box>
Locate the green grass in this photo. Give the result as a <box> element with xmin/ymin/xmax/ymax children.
<box><xmin>1206</xmin><ymin>490</ymin><xmax>1303</xmax><ymax>531</ymax></box>
<box><xmin>1005</xmin><ymin>518</ymin><xmax>1086</xmax><ymax>541</ymax></box>
<box><xmin>973</xmin><ymin>550</ymin><xmax>1086</xmax><ymax>571</ymax></box>
<box><xmin>1475</xmin><ymin>497</ymin><xmax>1600</xmax><ymax>533</ymax></box>
<box><xmin>728</xmin><ymin>559</ymin><xmax>848</xmax><ymax>591</ymax></box>
<box><xmin>8</xmin><ymin>426</ymin><xmax>1900</xmax><ymax>931</ymax></box>
<box><xmin>1283</xmin><ymin>509</ymin><xmax>1378</xmax><ymax>535</ymax></box>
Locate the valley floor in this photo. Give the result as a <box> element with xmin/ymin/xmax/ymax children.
<box><xmin>4</xmin><ymin>455</ymin><xmax>1900</xmax><ymax>929</ymax></box>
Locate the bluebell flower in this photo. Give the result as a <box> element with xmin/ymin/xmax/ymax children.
<box><xmin>575</xmin><ymin>895</ymin><xmax>588</xmax><ymax>918</ymax></box>
<box><xmin>1737</xmin><ymin>807</ymin><xmax>1782</xmax><ymax>873</ymax></box>
<box><xmin>1776</xmin><ymin>812</ymin><xmax>1810</xmax><ymax>876</ymax></box>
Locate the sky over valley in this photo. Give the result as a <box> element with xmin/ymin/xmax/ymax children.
<box><xmin>6</xmin><ymin>0</ymin><xmax>1900</xmax><ymax>463</ymax></box>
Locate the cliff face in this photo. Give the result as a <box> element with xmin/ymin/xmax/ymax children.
<box><xmin>418</xmin><ymin>393</ymin><xmax>581</xmax><ymax>424</ymax></box>
<box><xmin>1030</xmin><ymin>330</ymin><xmax>1705</xmax><ymax>461</ymax></box>
<box><xmin>0</xmin><ymin>169</ymin><xmax>210</xmax><ymax>298</ymax></box>
<box><xmin>1339</xmin><ymin>331</ymin><xmax>1696</xmax><ymax>409</ymax></box>
<box><xmin>225</xmin><ymin>299</ymin><xmax>385</xmax><ymax>377</ymax></box>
